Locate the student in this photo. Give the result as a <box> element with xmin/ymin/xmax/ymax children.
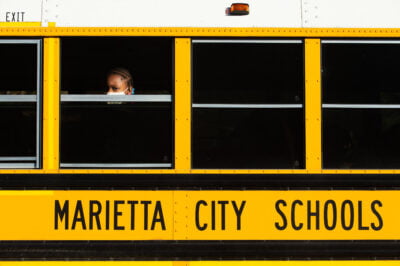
<box><xmin>106</xmin><ymin>67</ymin><xmax>135</xmax><ymax>95</ymax></box>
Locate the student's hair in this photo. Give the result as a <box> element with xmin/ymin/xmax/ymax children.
<box><xmin>107</xmin><ymin>67</ymin><xmax>133</xmax><ymax>88</ymax></box>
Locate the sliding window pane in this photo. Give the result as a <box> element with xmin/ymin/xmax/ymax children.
<box><xmin>61</xmin><ymin>38</ymin><xmax>173</xmax><ymax>95</ymax></box>
<box><xmin>193</xmin><ymin>42</ymin><xmax>304</xmax><ymax>104</ymax></box>
<box><xmin>0</xmin><ymin>103</ymin><xmax>36</xmax><ymax>157</ymax></box>
<box><xmin>323</xmin><ymin>43</ymin><xmax>400</xmax><ymax>104</ymax></box>
<box><xmin>0</xmin><ymin>44</ymin><xmax>37</xmax><ymax>94</ymax></box>
<box><xmin>61</xmin><ymin>102</ymin><xmax>172</xmax><ymax>166</ymax></box>
<box><xmin>323</xmin><ymin>108</ymin><xmax>400</xmax><ymax>169</ymax></box>
<box><xmin>193</xmin><ymin>108</ymin><xmax>304</xmax><ymax>169</ymax></box>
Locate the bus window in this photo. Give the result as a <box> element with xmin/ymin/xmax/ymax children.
<box><xmin>322</xmin><ymin>40</ymin><xmax>400</xmax><ymax>169</ymax></box>
<box><xmin>192</xmin><ymin>39</ymin><xmax>304</xmax><ymax>169</ymax></box>
<box><xmin>0</xmin><ymin>40</ymin><xmax>41</xmax><ymax>168</ymax></box>
<box><xmin>60</xmin><ymin>38</ymin><xmax>173</xmax><ymax>168</ymax></box>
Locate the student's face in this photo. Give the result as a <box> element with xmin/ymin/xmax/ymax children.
<box><xmin>107</xmin><ymin>74</ymin><xmax>129</xmax><ymax>94</ymax></box>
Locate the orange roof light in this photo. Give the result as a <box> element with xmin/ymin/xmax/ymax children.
<box><xmin>230</xmin><ymin>3</ymin><xmax>249</xmax><ymax>15</ymax></box>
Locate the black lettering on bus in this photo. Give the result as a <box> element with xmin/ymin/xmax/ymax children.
<box><xmin>232</xmin><ymin>200</ymin><xmax>246</xmax><ymax>230</ymax></box>
<box><xmin>218</xmin><ymin>201</ymin><xmax>229</xmax><ymax>230</ymax></box>
<box><xmin>71</xmin><ymin>200</ymin><xmax>86</xmax><ymax>230</ymax></box>
<box><xmin>323</xmin><ymin>200</ymin><xmax>337</xmax><ymax>230</ymax></box>
<box><xmin>291</xmin><ymin>200</ymin><xmax>303</xmax><ymax>230</ymax></box>
<box><xmin>358</xmin><ymin>201</ymin><xmax>369</xmax><ymax>230</ymax></box>
<box><xmin>114</xmin><ymin>200</ymin><xmax>125</xmax><ymax>230</ymax></box>
<box><xmin>341</xmin><ymin>200</ymin><xmax>354</xmax><ymax>230</ymax></box>
<box><xmin>275</xmin><ymin>200</ymin><xmax>287</xmax><ymax>230</ymax></box>
<box><xmin>55</xmin><ymin>200</ymin><xmax>69</xmax><ymax>230</ymax></box>
<box><xmin>307</xmin><ymin>200</ymin><xmax>320</xmax><ymax>230</ymax></box>
<box><xmin>5</xmin><ymin>12</ymin><xmax>25</xmax><ymax>22</ymax></box>
<box><xmin>151</xmin><ymin>201</ymin><xmax>166</xmax><ymax>230</ymax></box>
<box><xmin>127</xmin><ymin>200</ymin><xmax>138</xmax><ymax>230</ymax></box>
<box><xmin>89</xmin><ymin>200</ymin><xmax>102</xmax><ymax>230</ymax></box>
<box><xmin>371</xmin><ymin>200</ymin><xmax>383</xmax><ymax>231</ymax></box>
<box><xmin>141</xmin><ymin>200</ymin><xmax>151</xmax><ymax>230</ymax></box>
<box><xmin>211</xmin><ymin>200</ymin><xmax>216</xmax><ymax>230</ymax></box>
<box><xmin>195</xmin><ymin>200</ymin><xmax>207</xmax><ymax>230</ymax></box>
<box><xmin>105</xmin><ymin>200</ymin><xmax>110</xmax><ymax>230</ymax></box>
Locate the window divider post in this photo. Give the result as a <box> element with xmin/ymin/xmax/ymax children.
<box><xmin>43</xmin><ymin>37</ymin><xmax>60</xmax><ymax>171</ymax></box>
<box><xmin>305</xmin><ymin>38</ymin><xmax>322</xmax><ymax>172</ymax></box>
<box><xmin>174</xmin><ymin>38</ymin><xmax>191</xmax><ymax>171</ymax></box>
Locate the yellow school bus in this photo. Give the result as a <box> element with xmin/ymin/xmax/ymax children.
<box><xmin>1</xmin><ymin>0</ymin><xmax>400</xmax><ymax>263</ymax></box>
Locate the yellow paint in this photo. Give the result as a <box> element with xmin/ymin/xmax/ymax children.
<box><xmin>305</xmin><ymin>39</ymin><xmax>322</xmax><ymax>171</ymax></box>
<box><xmin>0</xmin><ymin>22</ymin><xmax>41</xmax><ymax>27</ymax></box>
<box><xmin>0</xmin><ymin>191</ymin><xmax>53</xmax><ymax>196</ymax></box>
<box><xmin>174</xmin><ymin>38</ymin><xmax>192</xmax><ymax>170</ymax></box>
<box><xmin>47</xmin><ymin>22</ymin><xmax>57</xmax><ymax>27</ymax></box>
<box><xmin>173</xmin><ymin>262</ymin><xmax>189</xmax><ymax>266</ymax></box>
<box><xmin>2</xmin><ymin>27</ymin><xmax>400</xmax><ymax>37</ymax></box>
<box><xmin>43</xmin><ymin>38</ymin><xmax>60</xmax><ymax>170</ymax></box>
<box><xmin>0</xmin><ymin>262</ymin><xmax>397</xmax><ymax>266</ymax></box>
<box><xmin>173</xmin><ymin>190</ymin><xmax>190</xmax><ymax>239</ymax></box>
<box><xmin>0</xmin><ymin>190</ymin><xmax>395</xmax><ymax>240</ymax></box>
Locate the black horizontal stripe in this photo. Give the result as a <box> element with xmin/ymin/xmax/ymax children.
<box><xmin>0</xmin><ymin>174</ymin><xmax>399</xmax><ymax>190</ymax></box>
<box><xmin>0</xmin><ymin>240</ymin><xmax>398</xmax><ymax>260</ymax></box>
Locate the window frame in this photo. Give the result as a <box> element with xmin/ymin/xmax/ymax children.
<box><xmin>59</xmin><ymin>38</ymin><xmax>174</xmax><ymax>169</ymax></box>
<box><xmin>321</xmin><ymin>39</ymin><xmax>400</xmax><ymax>169</ymax></box>
<box><xmin>191</xmin><ymin>38</ymin><xmax>306</xmax><ymax>169</ymax></box>
<box><xmin>0</xmin><ymin>39</ymin><xmax>42</xmax><ymax>169</ymax></box>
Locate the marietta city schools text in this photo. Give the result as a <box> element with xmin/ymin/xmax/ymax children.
<box><xmin>54</xmin><ymin>199</ymin><xmax>382</xmax><ymax>231</ymax></box>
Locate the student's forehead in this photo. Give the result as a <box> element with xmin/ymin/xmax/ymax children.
<box><xmin>108</xmin><ymin>74</ymin><xmax>123</xmax><ymax>80</ymax></box>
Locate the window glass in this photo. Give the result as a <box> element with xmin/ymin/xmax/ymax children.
<box><xmin>60</xmin><ymin>38</ymin><xmax>173</xmax><ymax>168</ymax></box>
<box><xmin>61</xmin><ymin>37</ymin><xmax>173</xmax><ymax>95</ymax></box>
<box><xmin>193</xmin><ymin>108</ymin><xmax>304</xmax><ymax>169</ymax></box>
<box><xmin>193</xmin><ymin>41</ymin><xmax>303</xmax><ymax>104</ymax></box>
<box><xmin>192</xmin><ymin>40</ymin><xmax>305</xmax><ymax>169</ymax></box>
<box><xmin>61</xmin><ymin>102</ymin><xmax>172</xmax><ymax>166</ymax></box>
<box><xmin>0</xmin><ymin>103</ymin><xmax>36</xmax><ymax>157</ymax></box>
<box><xmin>0</xmin><ymin>44</ymin><xmax>37</xmax><ymax>94</ymax></box>
<box><xmin>323</xmin><ymin>109</ymin><xmax>400</xmax><ymax>168</ymax></box>
<box><xmin>323</xmin><ymin>42</ymin><xmax>400</xmax><ymax>104</ymax></box>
